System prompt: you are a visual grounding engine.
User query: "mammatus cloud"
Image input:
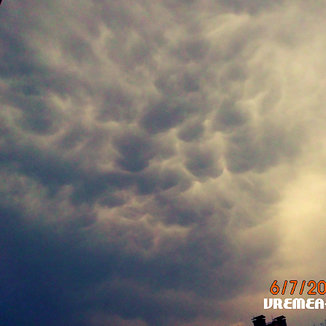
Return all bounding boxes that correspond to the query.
[1,0,326,325]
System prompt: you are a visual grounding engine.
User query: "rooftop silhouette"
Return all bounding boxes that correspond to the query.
[252,315,287,326]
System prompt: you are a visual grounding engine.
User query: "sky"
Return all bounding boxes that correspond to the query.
[1,0,326,325]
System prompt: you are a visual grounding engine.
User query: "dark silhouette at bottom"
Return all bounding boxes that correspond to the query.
[252,315,287,326]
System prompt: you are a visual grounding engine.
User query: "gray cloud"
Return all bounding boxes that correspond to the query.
[141,98,196,134]
[1,0,325,325]
[113,129,154,172]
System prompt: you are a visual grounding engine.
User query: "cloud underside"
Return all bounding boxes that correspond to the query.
[1,1,326,325]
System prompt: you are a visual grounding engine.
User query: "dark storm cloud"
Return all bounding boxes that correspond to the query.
[96,86,135,122]
[0,0,318,325]
[184,145,223,179]
[154,68,202,96]
[218,0,284,14]
[213,98,249,132]
[178,119,204,142]
[173,38,210,62]
[141,98,196,134]
[224,122,301,173]
[113,129,154,172]
[0,140,80,188]
[62,34,95,64]
[0,23,40,78]
[135,165,191,195]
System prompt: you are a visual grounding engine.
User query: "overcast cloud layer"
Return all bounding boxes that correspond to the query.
[1,1,326,325]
